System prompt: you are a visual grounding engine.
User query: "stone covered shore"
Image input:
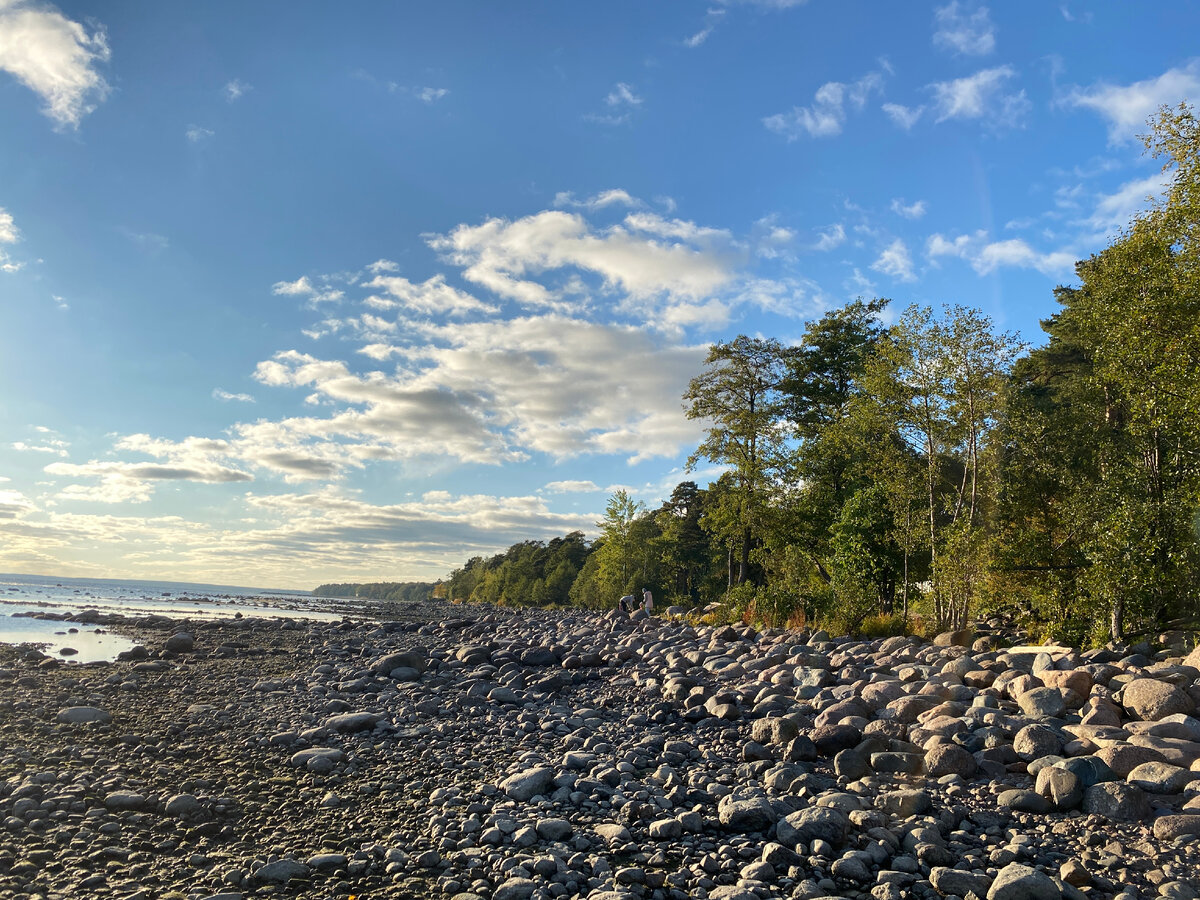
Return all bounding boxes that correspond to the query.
[1,602,1199,900]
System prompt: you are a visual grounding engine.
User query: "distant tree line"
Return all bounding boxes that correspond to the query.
[441,106,1200,646]
[312,582,437,603]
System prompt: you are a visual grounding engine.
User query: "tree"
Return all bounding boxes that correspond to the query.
[779,298,889,584]
[684,336,788,587]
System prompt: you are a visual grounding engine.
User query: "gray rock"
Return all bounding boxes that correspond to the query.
[103,791,147,811]
[1125,761,1194,793]
[1082,782,1150,821]
[164,793,202,817]
[925,743,978,778]
[253,859,309,884]
[535,817,572,841]
[987,862,1061,900]
[998,789,1053,814]
[1035,766,1083,809]
[164,632,194,653]
[717,795,776,832]
[500,766,555,802]
[878,789,932,818]
[1013,724,1062,761]
[1018,686,1066,719]
[370,649,427,675]
[56,706,111,725]
[930,866,992,897]
[492,878,536,900]
[1152,814,1200,840]
[1121,678,1195,721]
[324,711,381,732]
[777,806,850,847]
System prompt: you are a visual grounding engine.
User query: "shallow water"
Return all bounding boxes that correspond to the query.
[0,616,138,663]
[0,572,343,662]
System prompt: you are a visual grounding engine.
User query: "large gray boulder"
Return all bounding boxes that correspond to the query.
[499,766,555,802]
[1121,678,1194,721]
[1082,782,1150,821]
[776,807,850,847]
[56,706,111,725]
[987,863,1060,900]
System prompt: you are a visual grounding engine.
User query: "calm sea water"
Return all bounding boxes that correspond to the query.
[0,572,340,662]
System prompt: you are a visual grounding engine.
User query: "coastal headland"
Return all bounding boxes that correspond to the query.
[1,603,1199,900]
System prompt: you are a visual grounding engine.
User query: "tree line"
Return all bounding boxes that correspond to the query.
[439,106,1200,646]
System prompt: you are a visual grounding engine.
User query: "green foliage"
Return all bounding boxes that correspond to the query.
[312,582,436,603]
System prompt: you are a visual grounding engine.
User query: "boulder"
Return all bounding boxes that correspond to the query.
[499,766,555,802]
[1121,678,1194,721]
[56,706,111,725]
[1082,782,1150,821]
[987,863,1061,900]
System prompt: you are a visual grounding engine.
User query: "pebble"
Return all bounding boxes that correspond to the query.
[2,606,1198,900]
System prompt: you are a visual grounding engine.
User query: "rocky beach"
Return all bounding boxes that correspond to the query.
[1,603,1199,900]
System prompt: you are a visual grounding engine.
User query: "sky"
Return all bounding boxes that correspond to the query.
[1,1,1198,589]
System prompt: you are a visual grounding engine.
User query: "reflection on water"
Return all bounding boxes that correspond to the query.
[0,617,137,663]
[0,572,344,662]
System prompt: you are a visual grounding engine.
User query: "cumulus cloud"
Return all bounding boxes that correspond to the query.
[272,274,344,305]
[252,315,709,467]
[871,238,916,282]
[926,230,1075,277]
[363,273,498,317]
[932,1,996,56]
[543,480,602,494]
[1066,61,1200,144]
[764,70,884,140]
[0,0,110,129]
[12,439,67,456]
[426,209,738,322]
[213,389,255,402]
[0,206,20,272]
[0,486,599,586]
[931,66,1029,127]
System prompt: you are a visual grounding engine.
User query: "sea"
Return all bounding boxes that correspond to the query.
[0,572,342,663]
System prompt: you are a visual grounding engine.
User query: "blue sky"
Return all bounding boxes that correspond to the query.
[1,1,1197,589]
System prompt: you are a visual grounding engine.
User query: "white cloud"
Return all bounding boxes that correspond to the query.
[553,189,643,211]
[764,70,884,140]
[1081,171,1171,236]
[926,230,1075,277]
[0,207,18,244]
[213,389,255,403]
[120,227,169,252]
[363,273,498,317]
[366,259,399,274]
[0,206,19,272]
[890,198,927,219]
[543,480,602,494]
[186,124,215,142]
[224,78,250,102]
[249,314,708,468]
[46,437,254,504]
[426,209,738,322]
[606,82,642,107]
[813,223,846,251]
[1067,61,1200,144]
[0,488,34,519]
[932,1,996,56]
[882,102,924,131]
[49,294,67,309]
[415,86,449,103]
[931,66,1029,127]
[0,0,110,129]
[12,439,67,456]
[871,238,916,282]
[271,274,344,305]
[844,267,876,295]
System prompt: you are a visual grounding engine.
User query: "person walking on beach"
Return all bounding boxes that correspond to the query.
[642,587,653,615]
